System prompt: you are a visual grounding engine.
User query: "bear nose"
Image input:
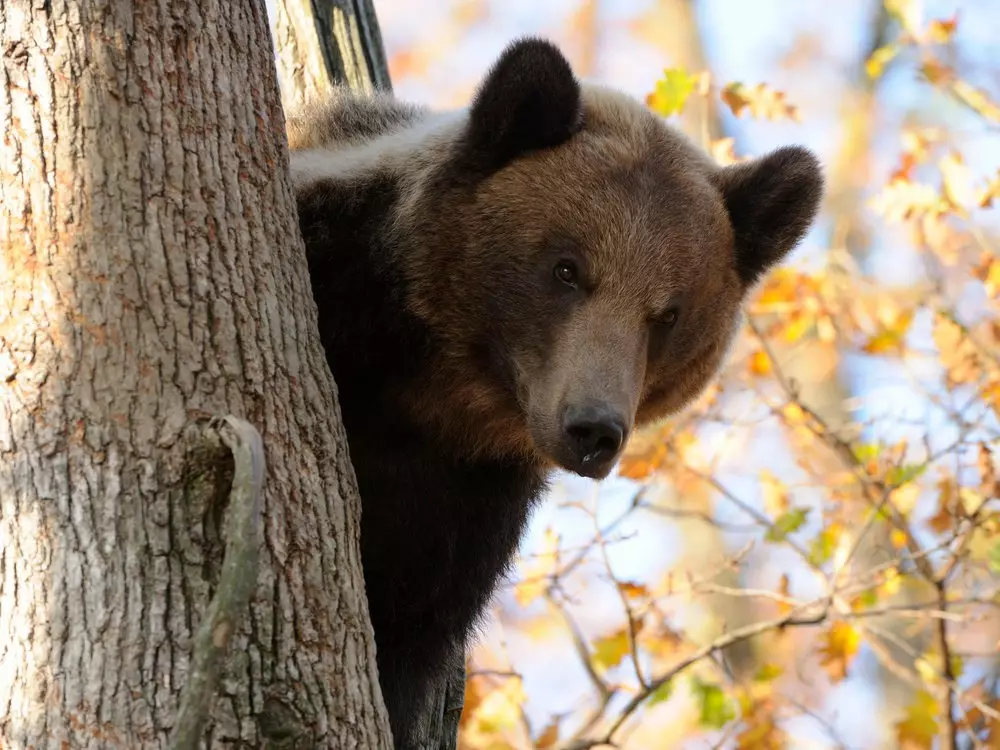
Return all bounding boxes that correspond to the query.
[562,404,627,477]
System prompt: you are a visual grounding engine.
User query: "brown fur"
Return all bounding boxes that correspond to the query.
[288,38,822,747]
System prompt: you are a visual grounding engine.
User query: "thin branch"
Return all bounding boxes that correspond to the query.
[170,416,266,750]
[562,597,833,750]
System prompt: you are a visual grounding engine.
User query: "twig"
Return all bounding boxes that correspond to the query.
[562,597,833,750]
[169,416,266,750]
[933,580,958,750]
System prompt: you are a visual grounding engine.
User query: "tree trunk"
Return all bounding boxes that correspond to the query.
[273,0,392,112]
[0,1,389,747]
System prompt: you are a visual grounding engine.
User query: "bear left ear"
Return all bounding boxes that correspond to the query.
[463,38,582,172]
[714,146,824,287]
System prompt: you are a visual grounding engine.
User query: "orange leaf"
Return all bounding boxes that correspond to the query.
[535,719,560,748]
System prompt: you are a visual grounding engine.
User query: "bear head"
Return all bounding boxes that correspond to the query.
[400,38,823,479]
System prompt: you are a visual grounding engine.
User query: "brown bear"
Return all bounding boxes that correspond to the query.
[288,37,822,747]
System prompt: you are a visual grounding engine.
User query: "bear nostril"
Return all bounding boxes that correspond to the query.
[563,409,626,466]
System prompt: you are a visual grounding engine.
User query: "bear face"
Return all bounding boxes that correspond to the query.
[391,39,823,479]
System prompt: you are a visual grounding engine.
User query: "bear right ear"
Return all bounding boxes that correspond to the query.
[462,38,582,173]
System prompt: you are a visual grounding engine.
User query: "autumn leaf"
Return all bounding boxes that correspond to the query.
[866,44,899,79]
[818,622,861,683]
[749,349,773,377]
[753,663,784,683]
[646,68,697,117]
[895,690,939,749]
[766,507,810,543]
[869,177,942,221]
[721,82,800,121]
[989,540,1000,574]
[927,478,959,534]
[809,522,844,566]
[617,580,650,600]
[646,679,674,707]
[863,309,914,355]
[514,528,560,607]
[926,15,958,44]
[952,79,1000,123]
[736,703,787,750]
[534,719,560,748]
[691,678,736,729]
[592,628,630,672]
[886,0,921,32]
[940,152,976,215]
[760,470,789,516]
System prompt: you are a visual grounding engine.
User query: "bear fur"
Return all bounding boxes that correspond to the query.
[287,38,822,747]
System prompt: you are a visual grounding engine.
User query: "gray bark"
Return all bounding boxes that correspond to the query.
[0,0,390,747]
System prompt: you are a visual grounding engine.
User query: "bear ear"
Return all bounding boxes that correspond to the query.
[463,37,582,172]
[714,146,824,287]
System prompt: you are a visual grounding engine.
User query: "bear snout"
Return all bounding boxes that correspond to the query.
[558,401,629,479]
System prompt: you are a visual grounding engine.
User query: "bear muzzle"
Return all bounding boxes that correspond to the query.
[557,401,630,479]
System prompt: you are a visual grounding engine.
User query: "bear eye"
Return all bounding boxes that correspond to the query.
[553,260,579,288]
[657,308,680,328]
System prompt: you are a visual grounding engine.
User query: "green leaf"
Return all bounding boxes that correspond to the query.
[692,678,736,729]
[646,679,674,706]
[753,663,784,683]
[852,442,882,463]
[989,539,1000,574]
[886,462,927,486]
[592,629,630,672]
[647,68,696,117]
[766,507,810,543]
[808,523,843,566]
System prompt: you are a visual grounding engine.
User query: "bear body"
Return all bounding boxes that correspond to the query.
[288,39,822,747]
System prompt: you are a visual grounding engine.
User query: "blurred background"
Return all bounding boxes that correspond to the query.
[298,1,1000,747]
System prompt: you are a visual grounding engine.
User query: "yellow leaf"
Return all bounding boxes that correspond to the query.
[782,313,814,343]
[977,170,1000,208]
[749,349,773,377]
[980,259,1000,298]
[927,15,958,44]
[890,528,909,549]
[760,470,789,516]
[866,44,899,79]
[940,152,976,215]
[895,690,939,749]
[646,68,697,117]
[514,529,560,607]
[468,678,526,736]
[886,0,921,32]
[722,81,800,121]
[869,178,942,222]
[592,628,631,672]
[952,79,1000,123]
[880,567,903,597]
[818,622,861,683]
[863,309,914,356]
[710,137,740,166]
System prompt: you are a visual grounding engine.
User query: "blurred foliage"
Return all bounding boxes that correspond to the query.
[382,0,1000,747]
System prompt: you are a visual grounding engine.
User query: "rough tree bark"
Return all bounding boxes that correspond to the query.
[0,1,390,747]
[273,0,392,112]
[270,3,466,747]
